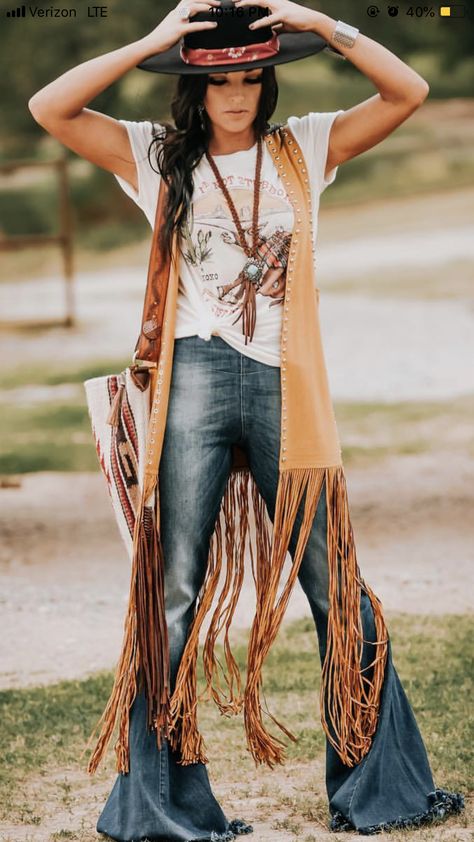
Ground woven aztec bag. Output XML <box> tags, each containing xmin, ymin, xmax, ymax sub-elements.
<box><xmin>83</xmin><ymin>178</ymin><xmax>170</xmax><ymax>559</ymax></box>
<box><xmin>83</xmin><ymin>366</ymin><xmax>151</xmax><ymax>558</ymax></box>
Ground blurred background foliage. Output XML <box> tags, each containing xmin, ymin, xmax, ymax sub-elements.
<box><xmin>0</xmin><ymin>0</ymin><xmax>473</xmax><ymax>261</ymax></box>
<box><xmin>1</xmin><ymin>0</ymin><xmax>474</xmax><ymax>146</ymax></box>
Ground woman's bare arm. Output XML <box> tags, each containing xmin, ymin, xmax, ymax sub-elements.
<box><xmin>235</xmin><ymin>0</ymin><xmax>429</xmax><ymax>179</ymax></box>
<box><xmin>306</xmin><ymin>11</ymin><xmax>429</xmax><ymax>177</ymax></box>
<box><xmin>28</xmin><ymin>1</ymin><xmax>220</xmax><ymax>192</ymax></box>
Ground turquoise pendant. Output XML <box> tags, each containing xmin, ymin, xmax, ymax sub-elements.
<box><xmin>243</xmin><ymin>260</ymin><xmax>263</xmax><ymax>284</ymax></box>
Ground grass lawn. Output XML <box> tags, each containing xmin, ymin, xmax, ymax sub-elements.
<box><xmin>0</xmin><ymin>613</ymin><xmax>471</xmax><ymax>837</ymax></box>
<box><xmin>0</xmin><ymin>359</ymin><xmax>128</xmax><ymax>474</ymax></box>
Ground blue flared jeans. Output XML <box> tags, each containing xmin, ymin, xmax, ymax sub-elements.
<box><xmin>97</xmin><ymin>335</ymin><xmax>464</xmax><ymax>841</ymax></box>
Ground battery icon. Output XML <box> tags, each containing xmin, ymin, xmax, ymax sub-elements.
<box><xmin>439</xmin><ymin>5</ymin><xmax>465</xmax><ymax>16</ymax></box>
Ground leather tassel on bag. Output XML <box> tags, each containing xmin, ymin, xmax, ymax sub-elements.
<box><xmin>105</xmin><ymin>377</ymin><xmax>125</xmax><ymax>427</ymax></box>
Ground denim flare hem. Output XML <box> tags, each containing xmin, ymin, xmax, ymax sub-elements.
<box><xmin>98</xmin><ymin>817</ymin><xmax>252</xmax><ymax>842</ymax></box>
<box><xmin>199</xmin><ymin>819</ymin><xmax>254</xmax><ymax>842</ymax></box>
<box><xmin>330</xmin><ymin>787</ymin><xmax>465</xmax><ymax>835</ymax></box>
<box><xmin>99</xmin><ymin>819</ymin><xmax>254</xmax><ymax>842</ymax></box>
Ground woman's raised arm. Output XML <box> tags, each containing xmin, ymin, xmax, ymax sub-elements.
<box><xmin>27</xmin><ymin>1</ymin><xmax>220</xmax><ymax>190</ymax></box>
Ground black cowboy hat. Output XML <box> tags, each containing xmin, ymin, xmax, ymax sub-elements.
<box><xmin>137</xmin><ymin>0</ymin><xmax>342</xmax><ymax>75</ymax></box>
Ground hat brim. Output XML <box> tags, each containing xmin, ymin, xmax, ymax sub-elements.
<box><xmin>137</xmin><ymin>31</ymin><xmax>329</xmax><ymax>75</ymax></box>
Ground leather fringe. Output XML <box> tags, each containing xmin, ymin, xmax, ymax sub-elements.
<box><xmin>320</xmin><ymin>466</ymin><xmax>389</xmax><ymax>767</ymax></box>
<box><xmin>81</xmin><ymin>492</ymin><xmax>170</xmax><ymax>775</ymax></box>
<box><xmin>106</xmin><ymin>379</ymin><xmax>125</xmax><ymax>427</ymax></box>
<box><xmin>241</xmin><ymin>465</ymin><xmax>388</xmax><ymax>770</ymax></box>
<box><xmin>231</xmin><ymin>276</ymin><xmax>257</xmax><ymax>346</ymax></box>
<box><xmin>244</xmin><ymin>466</ymin><xmax>326</xmax><ymax>768</ymax></box>
<box><xmin>168</xmin><ymin>469</ymin><xmax>253</xmax><ymax>762</ymax></box>
<box><xmin>201</xmin><ymin>469</ymin><xmax>250</xmax><ymax>715</ymax></box>
<box><xmin>83</xmin><ymin>463</ymin><xmax>389</xmax><ymax>775</ymax></box>
<box><xmin>166</xmin><ymin>507</ymin><xmax>219</xmax><ymax>763</ymax></box>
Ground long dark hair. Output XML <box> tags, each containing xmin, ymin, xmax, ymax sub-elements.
<box><xmin>147</xmin><ymin>65</ymin><xmax>279</xmax><ymax>265</ymax></box>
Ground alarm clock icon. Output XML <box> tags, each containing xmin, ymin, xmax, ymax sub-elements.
<box><xmin>388</xmin><ymin>5</ymin><xmax>399</xmax><ymax>14</ymax></box>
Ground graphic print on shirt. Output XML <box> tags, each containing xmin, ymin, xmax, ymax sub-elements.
<box><xmin>179</xmin><ymin>176</ymin><xmax>293</xmax><ymax>331</ymax></box>
<box><xmin>181</xmin><ymin>225</ymin><xmax>212</xmax><ymax>267</ymax></box>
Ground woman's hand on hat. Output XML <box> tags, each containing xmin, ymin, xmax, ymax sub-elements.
<box><xmin>232</xmin><ymin>0</ymin><xmax>319</xmax><ymax>34</ymax></box>
<box><xmin>141</xmin><ymin>1</ymin><xmax>221</xmax><ymax>55</ymax></box>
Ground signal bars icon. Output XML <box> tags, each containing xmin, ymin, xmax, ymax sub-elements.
<box><xmin>6</xmin><ymin>4</ymin><xmax>26</xmax><ymax>15</ymax></box>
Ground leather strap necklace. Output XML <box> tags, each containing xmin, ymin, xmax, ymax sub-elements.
<box><xmin>206</xmin><ymin>135</ymin><xmax>264</xmax><ymax>344</ymax></box>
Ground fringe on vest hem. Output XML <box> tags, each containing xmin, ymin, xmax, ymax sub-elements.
<box><xmin>82</xmin><ymin>464</ymin><xmax>389</xmax><ymax>775</ymax></box>
<box><xmin>329</xmin><ymin>788</ymin><xmax>465</xmax><ymax>835</ymax></box>
<box><xmin>81</xmin><ymin>492</ymin><xmax>171</xmax><ymax>775</ymax></box>
<box><xmin>243</xmin><ymin>466</ymin><xmax>326</xmax><ymax>768</ymax></box>
<box><xmin>167</xmin><ymin>470</ymin><xmax>252</xmax><ymax>763</ymax></box>
<box><xmin>320</xmin><ymin>468</ymin><xmax>389</xmax><ymax>768</ymax></box>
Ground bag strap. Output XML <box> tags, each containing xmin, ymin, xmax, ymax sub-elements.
<box><xmin>133</xmin><ymin>175</ymin><xmax>172</xmax><ymax>368</ymax></box>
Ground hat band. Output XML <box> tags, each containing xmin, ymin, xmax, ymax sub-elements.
<box><xmin>180</xmin><ymin>33</ymin><xmax>280</xmax><ymax>66</ymax></box>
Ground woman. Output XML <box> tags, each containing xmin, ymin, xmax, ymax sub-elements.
<box><xmin>28</xmin><ymin>1</ymin><xmax>464</xmax><ymax>839</ymax></box>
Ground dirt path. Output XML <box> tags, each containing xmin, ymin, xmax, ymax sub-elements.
<box><xmin>0</xmin><ymin>757</ymin><xmax>470</xmax><ymax>842</ymax></box>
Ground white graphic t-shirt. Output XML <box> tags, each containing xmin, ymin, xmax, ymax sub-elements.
<box><xmin>114</xmin><ymin>110</ymin><xmax>343</xmax><ymax>366</ymax></box>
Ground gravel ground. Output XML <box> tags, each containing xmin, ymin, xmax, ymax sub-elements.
<box><xmin>0</xmin><ymin>449</ymin><xmax>472</xmax><ymax>691</ymax></box>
